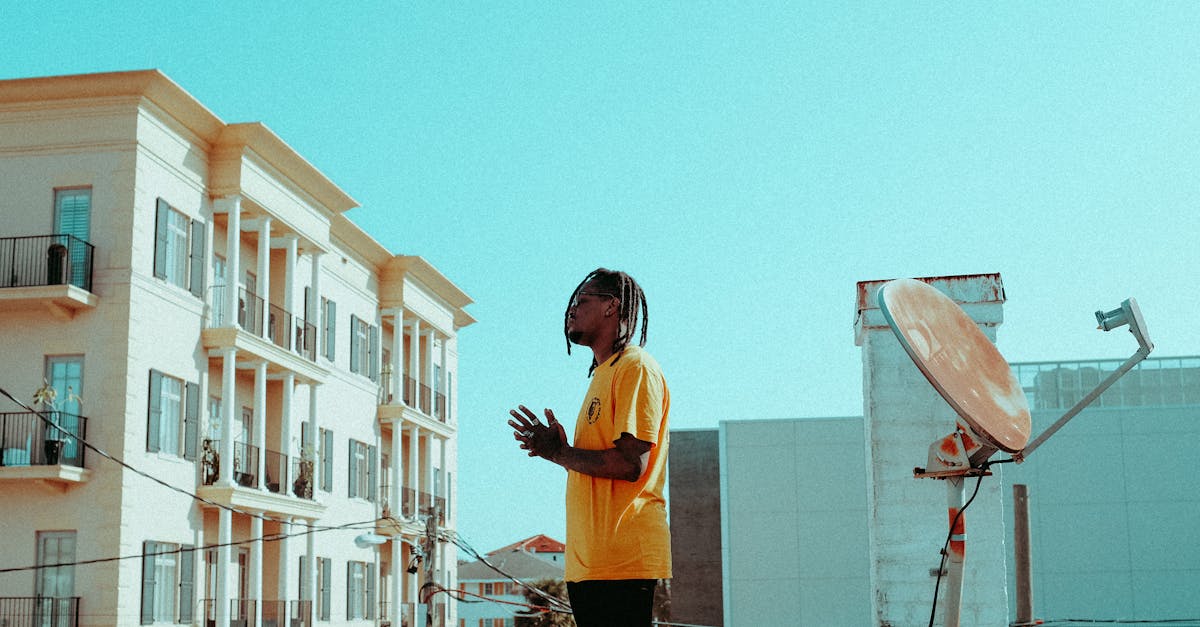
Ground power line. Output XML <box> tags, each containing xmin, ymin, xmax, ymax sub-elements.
<box><xmin>0</xmin><ymin>517</ymin><xmax>380</xmax><ymax>574</ymax></box>
<box><xmin>444</xmin><ymin>531</ymin><xmax>573</xmax><ymax>614</ymax></box>
<box><xmin>0</xmin><ymin>383</ymin><xmax>348</xmax><ymax>531</ymax></box>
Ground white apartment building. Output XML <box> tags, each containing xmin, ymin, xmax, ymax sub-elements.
<box><xmin>0</xmin><ymin>70</ymin><xmax>474</xmax><ymax>627</ymax></box>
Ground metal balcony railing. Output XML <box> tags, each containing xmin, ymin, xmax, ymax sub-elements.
<box><xmin>0</xmin><ymin>411</ymin><xmax>87</xmax><ymax>467</ymax></box>
<box><xmin>0</xmin><ymin>234</ymin><xmax>95</xmax><ymax>292</ymax></box>
<box><xmin>264</xmin><ymin>448</ymin><xmax>287</xmax><ymax>495</ymax></box>
<box><xmin>290</xmin><ymin>457</ymin><xmax>315</xmax><ymax>500</ymax></box>
<box><xmin>238</xmin><ymin>288</ymin><xmax>265</xmax><ymax>337</ymax></box>
<box><xmin>200</xmin><ymin>439</ymin><xmax>261</xmax><ymax>487</ymax></box>
<box><xmin>434</xmin><ymin>391</ymin><xmax>447</xmax><ymax>421</ymax></box>
<box><xmin>290</xmin><ymin>600</ymin><xmax>312</xmax><ymax>627</ymax></box>
<box><xmin>233</xmin><ymin>441</ymin><xmax>260</xmax><ymax>488</ymax></box>
<box><xmin>209</xmin><ymin>286</ymin><xmax>316</xmax><ymax>361</ymax></box>
<box><xmin>0</xmin><ymin>596</ymin><xmax>80</xmax><ymax>627</ymax></box>
<box><xmin>232</xmin><ymin>598</ymin><xmax>256</xmax><ymax>627</ymax></box>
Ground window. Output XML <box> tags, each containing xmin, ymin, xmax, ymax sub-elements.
<box><xmin>321</xmin><ymin>297</ymin><xmax>336</xmax><ymax>361</ymax></box>
<box><xmin>349</xmin><ymin>315</ymin><xmax>379</xmax><ymax>380</ymax></box>
<box><xmin>37</xmin><ymin>530</ymin><xmax>76</xmax><ymax>604</ymax></box>
<box><xmin>45</xmin><ymin>355</ymin><xmax>84</xmax><ymax>462</ymax></box>
<box><xmin>147</xmin><ymin>370</ymin><xmax>199</xmax><ymax>459</ymax></box>
<box><xmin>54</xmin><ymin>188</ymin><xmax>92</xmax><ymax>287</ymax></box>
<box><xmin>153</xmin><ymin>199</ymin><xmax>205</xmax><ymax>296</ymax></box>
<box><xmin>348</xmin><ymin>439</ymin><xmax>377</xmax><ymax>501</ymax></box>
<box><xmin>319</xmin><ymin>428</ymin><xmax>333</xmax><ymax>493</ymax></box>
<box><xmin>140</xmin><ymin>541</ymin><xmax>194</xmax><ymax>624</ymax></box>
<box><xmin>346</xmin><ymin>561</ymin><xmax>375</xmax><ymax>620</ymax></box>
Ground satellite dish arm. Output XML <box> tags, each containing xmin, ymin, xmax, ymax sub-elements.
<box><xmin>1015</xmin><ymin>298</ymin><xmax>1153</xmax><ymax>462</ymax></box>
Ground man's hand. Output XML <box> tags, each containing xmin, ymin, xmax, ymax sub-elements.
<box><xmin>509</xmin><ymin>405</ymin><xmax>567</xmax><ymax>462</ymax></box>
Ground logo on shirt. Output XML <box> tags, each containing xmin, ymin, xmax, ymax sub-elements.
<box><xmin>586</xmin><ymin>397</ymin><xmax>602</xmax><ymax>424</ymax></box>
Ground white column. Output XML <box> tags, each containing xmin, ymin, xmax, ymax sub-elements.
<box><xmin>439</xmin><ymin>338</ymin><xmax>449</xmax><ymax>422</ymax></box>
<box><xmin>305</xmin><ymin>520</ymin><xmax>316</xmax><ymax>617</ymax></box>
<box><xmin>254</xmin><ymin>361</ymin><xmax>267</xmax><ymax>489</ymax></box>
<box><xmin>203</xmin><ymin>213</ymin><xmax>215</xmax><ymax>326</ymax></box>
<box><xmin>392</xmin><ymin>310</ymin><xmax>405</xmax><ymax>404</ymax></box>
<box><xmin>425</xmin><ymin>330</ymin><xmax>436</xmax><ymax>416</ymax></box>
<box><xmin>309</xmin><ymin>384</ymin><xmax>320</xmax><ymax>498</ymax></box>
<box><xmin>281</xmin><ymin>372</ymin><xmax>295</xmax><ymax>489</ymax></box>
<box><xmin>439</xmin><ymin>438</ymin><xmax>449</xmax><ymax>522</ymax></box>
<box><xmin>390</xmin><ymin>547</ymin><xmax>403</xmax><ymax>627</ymax></box>
<box><xmin>391</xmin><ymin>423</ymin><xmax>403</xmax><ymax>519</ymax></box>
<box><xmin>408</xmin><ymin>319</ymin><xmax>421</xmax><ymax>409</ymax></box>
<box><xmin>219</xmin><ymin>348</ymin><xmax>237</xmax><ymax>486</ymax></box>
<box><xmin>217</xmin><ymin>509</ymin><xmax>233</xmax><ymax>626</ymax></box>
<box><xmin>250</xmin><ymin>515</ymin><xmax>263</xmax><ymax>627</ymax></box>
<box><xmin>257</xmin><ymin>217</ymin><xmax>272</xmax><ymax>340</ymax></box>
<box><xmin>425</xmin><ymin>435</ymin><xmax>436</xmax><ymax>520</ymax></box>
<box><xmin>283</xmin><ymin>235</ymin><xmax>298</xmax><ymax>350</ymax></box>
<box><xmin>407</xmin><ymin>426</ymin><xmax>419</xmax><ymax>518</ymax></box>
<box><xmin>279</xmin><ymin>517</ymin><xmax>292</xmax><ymax>616</ymax></box>
<box><xmin>310</xmin><ymin>252</ymin><xmax>323</xmax><ymax>358</ymax></box>
<box><xmin>220</xmin><ymin>196</ymin><xmax>241</xmax><ymax>328</ymax></box>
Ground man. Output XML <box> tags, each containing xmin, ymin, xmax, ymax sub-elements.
<box><xmin>508</xmin><ymin>268</ymin><xmax>671</xmax><ymax>627</ymax></box>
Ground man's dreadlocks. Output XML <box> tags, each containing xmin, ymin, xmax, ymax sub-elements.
<box><xmin>565</xmin><ymin>268</ymin><xmax>649</xmax><ymax>375</ymax></box>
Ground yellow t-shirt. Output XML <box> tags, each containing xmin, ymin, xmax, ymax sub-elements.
<box><xmin>565</xmin><ymin>345</ymin><xmax>672</xmax><ymax>582</ymax></box>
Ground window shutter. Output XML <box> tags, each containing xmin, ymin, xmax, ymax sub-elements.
<box><xmin>366</xmin><ymin>563</ymin><xmax>376</xmax><ymax>619</ymax></box>
<box><xmin>367</xmin><ymin>445</ymin><xmax>377</xmax><ymax>502</ymax></box>
<box><xmin>369</xmin><ymin>324</ymin><xmax>380</xmax><ymax>382</ymax></box>
<box><xmin>348</xmin><ymin>440</ymin><xmax>358</xmax><ymax>498</ymax></box>
<box><xmin>320</xmin><ymin>557</ymin><xmax>332</xmax><ymax>620</ymax></box>
<box><xmin>183</xmin><ymin>382</ymin><xmax>200</xmax><ymax>460</ymax></box>
<box><xmin>346</xmin><ymin>563</ymin><xmax>353</xmax><ymax>620</ymax></box>
<box><xmin>325</xmin><ymin>299</ymin><xmax>337</xmax><ymax>361</ymax></box>
<box><xmin>141</xmin><ymin>541</ymin><xmax>157</xmax><ymax>625</ymax></box>
<box><xmin>154</xmin><ymin>199</ymin><xmax>169</xmax><ymax>279</ymax></box>
<box><xmin>299</xmin><ymin>555</ymin><xmax>308</xmax><ymax>599</ymax></box>
<box><xmin>147</xmin><ymin>371</ymin><xmax>162</xmax><ymax>453</ymax></box>
<box><xmin>321</xmin><ymin>429</ymin><xmax>333</xmax><ymax>492</ymax></box>
<box><xmin>179</xmin><ymin>545</ymin><xmax>195</xmax><ymax>623</ymax></box>
<box><xmin>349</xmin><ymin>314</ymin><xmax>360</xmax><ymax>373</ymax></box>
<box><xmin>189</xmin><ymin>219</ymin><xmax>205</xmax><ymax>297</ymax></box>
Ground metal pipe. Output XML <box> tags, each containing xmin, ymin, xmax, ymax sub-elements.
<box><xmin>943</xmin><ymin>477</ymin><xmax>966</xmax><ymax>627</ymax></box>
<box><xmin>1018</xmin><ymin>347</ymin><xmax>1149</xmax><ymax>461</ymax></box>
<box><xmin>1013</xmin><ymin>484</ymin><xmax>1034</xmax><ymax>625</ymax></box>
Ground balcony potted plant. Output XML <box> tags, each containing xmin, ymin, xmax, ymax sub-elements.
<box><xmin>293</xmin><ymin>442</ymin><xmax>315</xmax><ymax>499</ymax></box>
<box><xmin>33</xmin><ymin>380</ymin><xmax>78</xmax><ymax>465</ymax></box>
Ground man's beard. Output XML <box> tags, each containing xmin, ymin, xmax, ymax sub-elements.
<box><xmin>567</xmin><ymin>330</ymin><xmax>584</xmax><ymax>344</ymax></box>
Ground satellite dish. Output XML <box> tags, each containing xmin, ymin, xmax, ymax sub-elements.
<box><xmin>878</xmin><ymin>278</ymin><xmax>1030</xmax><ymax>454</ymax></box>
<box><xmin>875</xmin><ymin>276</ymin><xmax>1154</xmax><ymax>627</ymax></box>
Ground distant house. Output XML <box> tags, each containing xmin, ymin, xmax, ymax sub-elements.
<box><xmin>457</xmin><ymin>536</ymin><xmax>566</xmax><ymax>627</ymax></box>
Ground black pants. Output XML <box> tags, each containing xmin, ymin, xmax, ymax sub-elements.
<box><xmin>566</xmin><ymin>579</ymin><xmax>656</xmax><ymax>627</ymax></box>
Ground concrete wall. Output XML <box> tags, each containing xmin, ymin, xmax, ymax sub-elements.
<box><xmin>668</xmin><ymin>429</ymin><xmax>724</xmax><ymax>626</ymax></box>
<box><xmin>856</xmin><ymin>275</ymin><xmax>1011</xmax><ymax>626</ymax></box>
<box><xmin>721</xmin><ymin>418</ymin><xmax>871</xmax><ymax>626</ymax></box>
<box><xmin>1003</xmin><ymin>401</ymin><xmax>1200</xmax><ymax>620</ymax></box>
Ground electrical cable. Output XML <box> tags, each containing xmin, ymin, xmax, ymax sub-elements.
<box><xmin>0</xmin><ymin>516</ymin><xmax>380</xmax><ymax>574</ymax></box>
<box><xmin>443</xmin><ymin>531</ymin><xmax>573</xmax><ymax>613</ymax></box>
<box><xmin>0</xmin><ymin>383</ymin><xmax>350</xmax><ymax>531</ymax></box>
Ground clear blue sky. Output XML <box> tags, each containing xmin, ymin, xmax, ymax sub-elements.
<box><xmin>5</xmin><ymin>2</ymin><xmax>1198</xmax><ymax>553</ymax></box>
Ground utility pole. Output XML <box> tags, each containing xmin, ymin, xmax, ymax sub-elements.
<box><xmin>424</xmin><ymin>504</ymin><xmax>439</xmax><ymax>627</ymax></box>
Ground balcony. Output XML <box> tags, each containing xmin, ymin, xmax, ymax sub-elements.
<box><xmin>0</xmin><ymin>234</ymin><xmax>97</xmax><ymax>318</ymax></box>
<box><xmin>202</xmin><ymin>598</ymin><xmax>311</xmax><ymax>627</ymax></box>
<box><xmin>204</xmin><ymin>286</ymin><xmax>325</xmax><ymax>383</ymax></box>
<box><xmin>0</xmin><ymin>411</ymin><xmax>90</xmax><ymax>487</ymax></box>
<box><xmin>198</xmin><ymin>440</ymin><xmax>324</xmax><ymax>519</ymax></box>
<box><xmin>377</xmin><ymin>374</ymin><xmax>451</xmax><ymax>437</ymax></box>
<box><xmin>0</xmin><ymin>596</ymin><xmax>80</xmax><ymax>627</ymax></box>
